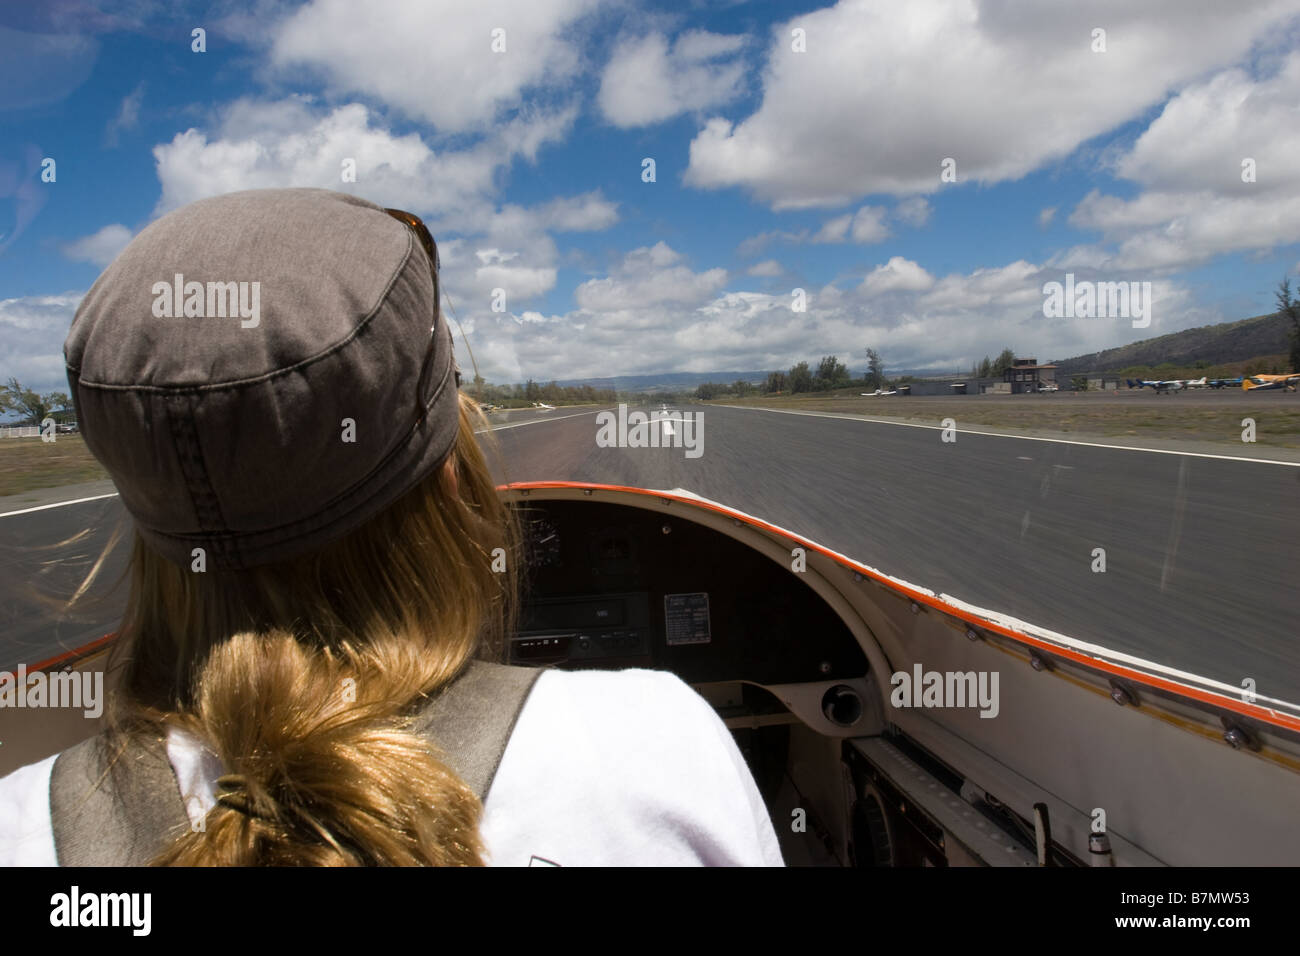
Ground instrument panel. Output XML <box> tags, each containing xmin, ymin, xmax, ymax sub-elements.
<box><xmin>510</xmin><ymin>500</ymin><xmax>867</xmax><ymax>685</ymax></box>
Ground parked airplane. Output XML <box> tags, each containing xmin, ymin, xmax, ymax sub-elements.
<box><xmin>860</xmin><ymin>389</ymin><xmax>898</xmax><ymax>396</ymax></box>
<box><xmin>1128</xmin><ymin>378</ymin><xmax>1184</xmax><ymax>393</ymax></box>
<box><xmin>1243</xmin><ymin>373</ymin><xmax>1300</xmax><ymax>392</ymax></box>
<box><xmin>1184</xmin><ymin>377</ymin><xmax>1207</xmax><ymax>388</ymax></box>
<box><xmin>1209</xmin><ymin>377</ymin><xmax>1243</xmax><ymax>388</ymax></box>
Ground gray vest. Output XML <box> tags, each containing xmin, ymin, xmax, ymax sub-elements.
<box><xmin>48</xmin><ymin>660</ymin><xmax>543</xmax><ymax>865</ymax></box>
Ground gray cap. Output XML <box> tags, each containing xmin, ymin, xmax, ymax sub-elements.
<box><xmin>64</xmin><ymin>188</ymin><xmax>460</xmax><ymax>570</ymax></box>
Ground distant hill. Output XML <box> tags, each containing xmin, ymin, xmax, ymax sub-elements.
<box><xmin>556</xmin><ymin>370</ymin><xmax>772</xmax><ymax>393</ymax></box>
<box><xmin>1052</xmin><ymin>312</ymin><xmax>1293</xmax><ymax>376</ymax></box>
<box><xmin>556</xmin><ymin>366</ymin><xmax>952</xmax><ymax>393</ymax></box>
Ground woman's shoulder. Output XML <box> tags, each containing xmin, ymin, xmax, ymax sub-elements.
<box><xmin>0</xmin><ymin>752</ymin><xmax>60</xmax><ymax>865</ymax></box>
<box><xmin>481</xmin><ymin>667</ymin><xmax>784</xmax><ymax>866</ymax></box>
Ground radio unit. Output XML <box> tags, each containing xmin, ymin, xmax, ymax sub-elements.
<box><xmin>510</xmin><ymin>591</ymin><xmax>652</xmax><ymax>666</ymax></box>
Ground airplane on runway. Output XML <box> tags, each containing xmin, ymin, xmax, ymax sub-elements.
<box><xmin>1184</xmin><ymin>377</ymin><xmax>1207</xmax><ymax>388</ymax></box>
<box><xmin>860</xmin><ymin>388</ymin><xmax>898</xmax><ymax>396</ymax></box>
<box><xmin>1243</xmin><ymin>373</ymin><xmax>1300</xmax><ymax>392</ymax></box>
<box><xmin>531</xmin><ymin>401</ymin><xmax>556</xmax><ymax>410</ymax></box>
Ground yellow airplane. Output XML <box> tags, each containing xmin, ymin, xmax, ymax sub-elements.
<box><xmin>1243</xmin><ymin>373</ymin><xmax>1300</xmax><ymax>391</ymax></box>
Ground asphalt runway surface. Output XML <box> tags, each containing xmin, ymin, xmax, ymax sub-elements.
<box><xmin>3</xmin><ymin>401</ymin><xmax>1298</xmax><ymax>706</ymax></box>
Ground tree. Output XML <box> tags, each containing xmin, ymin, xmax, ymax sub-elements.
<box><xmin>977</xmin><ymin>356</ymin><xmax>992</xmax><ymax>378</ymax></box>
<box><xmin>864</xmin><ymin>348</ymin><xmax>884</xmax><ymax>390</ymax></box>
<box><xmin>764</xmin><ymin>370</ymin><xmax>787</xmax><ymax>393</ymax></box>
<box><xmin>0</xmin><ymin>379</ymin><xmax>70</xmax><ymax>425</ymax></box>
<box><xmin>1277</xmin><ymin>278</ymin><xmax>1300</xmax><ymax>373</ymax></box>
<box><xmin>731</xmin><ymin>379</ymin><xmax>753</xmax><ymax>397</ymax></box>
<box><xmin>696</xmin><ymin>382</ymin><xmax>723</xmax><ymax>400</ymax></box>
<box><xmin>993</xmin><ymin>348</ymin><xmax>1017</xmax><ymax>376</ymax></box>
<box><xmin>815</xmin><ymin>355</ymin><xmax>849</xmax><ymax>389</ymax></box>
<box><xmin>788</xmin><ymin>361</ymin><xmax>814</xmax><ymax>393</ymax></box>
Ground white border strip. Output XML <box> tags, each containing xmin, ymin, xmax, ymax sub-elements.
<box><xmin>719</xmin><ymin>404</ymin><xmax>1300</xmax><ymax>466</ymax></box>
<box><xmin>2</xmin><ymin>409</ymin><xmax>606</xmax><ymax>519</ymax></box>
<box><xmin>477</xmin><ymin>408</ymin><xmax>601</xmax><ymax>432</ymax></box>
<box><xmin>0</xmin><ymin>492</ymin><xmax>120</xmax><ymax>519</ymax></box>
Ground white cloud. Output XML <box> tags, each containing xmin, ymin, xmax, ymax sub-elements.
<box><xmin>575</xmin><ymin>241</ymin><xmax>727</xmax><ymax>311</ymax></box>
<box><xmin>60</xmin><ymin>224</ymin><xmax>133</xmax><ymax>267</ymax></box>
<box><xmin>860</xmin><ymin>257</ymin><xmax>934</xmax><ymax>296</ymax></box>
<box><xmin>449</xmin><ymin>246</ymin><xmax>1230</xmax><ymax>384</ymax></box>
<box><xmin>812</xmin><ymin>214</ymin><xmax>850</xmax><ymax>243</ymax></box>
<box><xmin>475</xmin><ymin>265</ymin><xmax>557</xmax><ymax>301</ymax></box>
<box><xmin>744</xmin><ymin>205</ymin><xmax>890</xmax><ymax>252</ymax></box>
<box><xmin>0</xmin><ymin>293</ymin><xmax>82</xmax><ymax>396</ymax></box>
<box><xmin>894</xmin><ymin>197</ymin><xmax>931</xmax><ymax>227</ymax></box>
<box><xmin>268</xmin><ymin>0</ymin><xmax>600</xmax><ymax>133</ymax></box>
<box><xmin>747</xmin><ymin>259</ymin><xmax>783</xmax><ymax>277</ymax></box>
<box><xmin>598</xmin><ymin>30</ymin><xmax>747</xmax><ymax>128</ymax></box>
<box><xmin>104</xmin><ymin>82</ymin><xmax>143</xmax><ymax>147</ymax></box>
<box><xmin>1039</xmin><ymin>207</ymin><xmax>1056</xmax><ymax>227</ymax></box>
<box><xmin>1114</xmin><ymin>53</ymin><xmax>1300</xmax><ymax>197</ymax></box>
<box><xmin>849</xmin><ymin>206</ymin><xmax>889</xmax><ymax>242</ymax></box>
<box><xmin>151</xmin><ymin>97</ymin><xmax>615</xmax><ymax>311</ymax></box>
<box><xmin>1058</xmin><ymin>51</ymin><xmax>1300</xmax><ymax>271</ymax></box>
<box><xmin>684</xmin><ymin>0</ymin><xmax>1300</xmax><ymax>208</ymax></box>
<box><xmin>152</xmin><ymin>98</ymin><xmax>501</xmax><ymax>221</ymax></box>
<box><xmin>531</xmin><ymin>192</ymin><xmax>620</xmax><ymax>232</ymax></box>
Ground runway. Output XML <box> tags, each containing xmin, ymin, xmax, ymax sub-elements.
<box><xmin>3</xmin><ymin>400</ymin><xmax>1298</xmax><ymax>705</ymax></box>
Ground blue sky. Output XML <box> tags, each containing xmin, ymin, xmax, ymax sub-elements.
<box><xmin>3</xmin><ymin>0</ymin><xmax>1300</xmax><ymax>395</ymax></box>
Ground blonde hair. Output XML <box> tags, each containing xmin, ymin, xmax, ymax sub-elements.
<box><xmin>102</xmin><ymin>393</ymin><xmax>519</xmax><ymax>865</ymax></box>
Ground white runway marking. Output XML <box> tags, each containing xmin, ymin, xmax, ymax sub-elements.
<box><xmin>5</xmin><ymin>408</ymin><xmax>611</xmax><ymax>519</ymax></box>
<box><xmin>0</xmin><ymin>492</ymin><xmax>120</xmax><ymax>519</ymax></box>
<box><xmin>720</xmin><ymin>404</ymin><xmax>1300</xmax><ymax>466</ymax></box>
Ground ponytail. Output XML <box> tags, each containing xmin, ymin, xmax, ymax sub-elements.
<box><xmin>154</xmin><ymin>632</ymin><xmax>483</xmax><ymax>866</ymax></box>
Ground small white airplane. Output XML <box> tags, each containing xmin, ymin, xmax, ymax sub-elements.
<box><xmin>1184</xmin><ymin>377</ymin><xmax>1207</xmax><ymax>388</ymax></box>
<box><xmin>861</xmin><ymin>389</ymin><xmax>898</xmax><ymax>397</ymax></box>
<box><xmin>1134</xmin><ymin>379</ymin><xmax>1185</xmax><ymax>394</ymax></box>
<box><xmin>532</xmin><ymin>402</ymin><xmax>555</xmax><ymax>411</ymax></box>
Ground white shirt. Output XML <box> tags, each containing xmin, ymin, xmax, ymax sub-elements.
<box><xmin>0</xmin><ymin>667</ymin><xmax>784</xmax><ymax>866</ymax></box>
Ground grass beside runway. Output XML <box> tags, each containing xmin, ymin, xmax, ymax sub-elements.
<box><xmin>715</xmin><ymin>390</ymin><xmax>1300</xmax><ymax>449</ymax></box>
<box><xmin>0</xmin><ymin>436</ymin><xmax>108</xmax><ymax>497</ymax></box>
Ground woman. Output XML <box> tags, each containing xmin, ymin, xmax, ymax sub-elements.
<box><xmin>0</xmin><ymin>188</ymin><xmax>783</xmax><ymax>866</ymax></box>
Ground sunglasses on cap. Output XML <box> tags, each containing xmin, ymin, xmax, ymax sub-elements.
<box><xmin>383</xmin><ymin>207</ymin><xmax>461</xmax><ymax>421</ymax></box>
